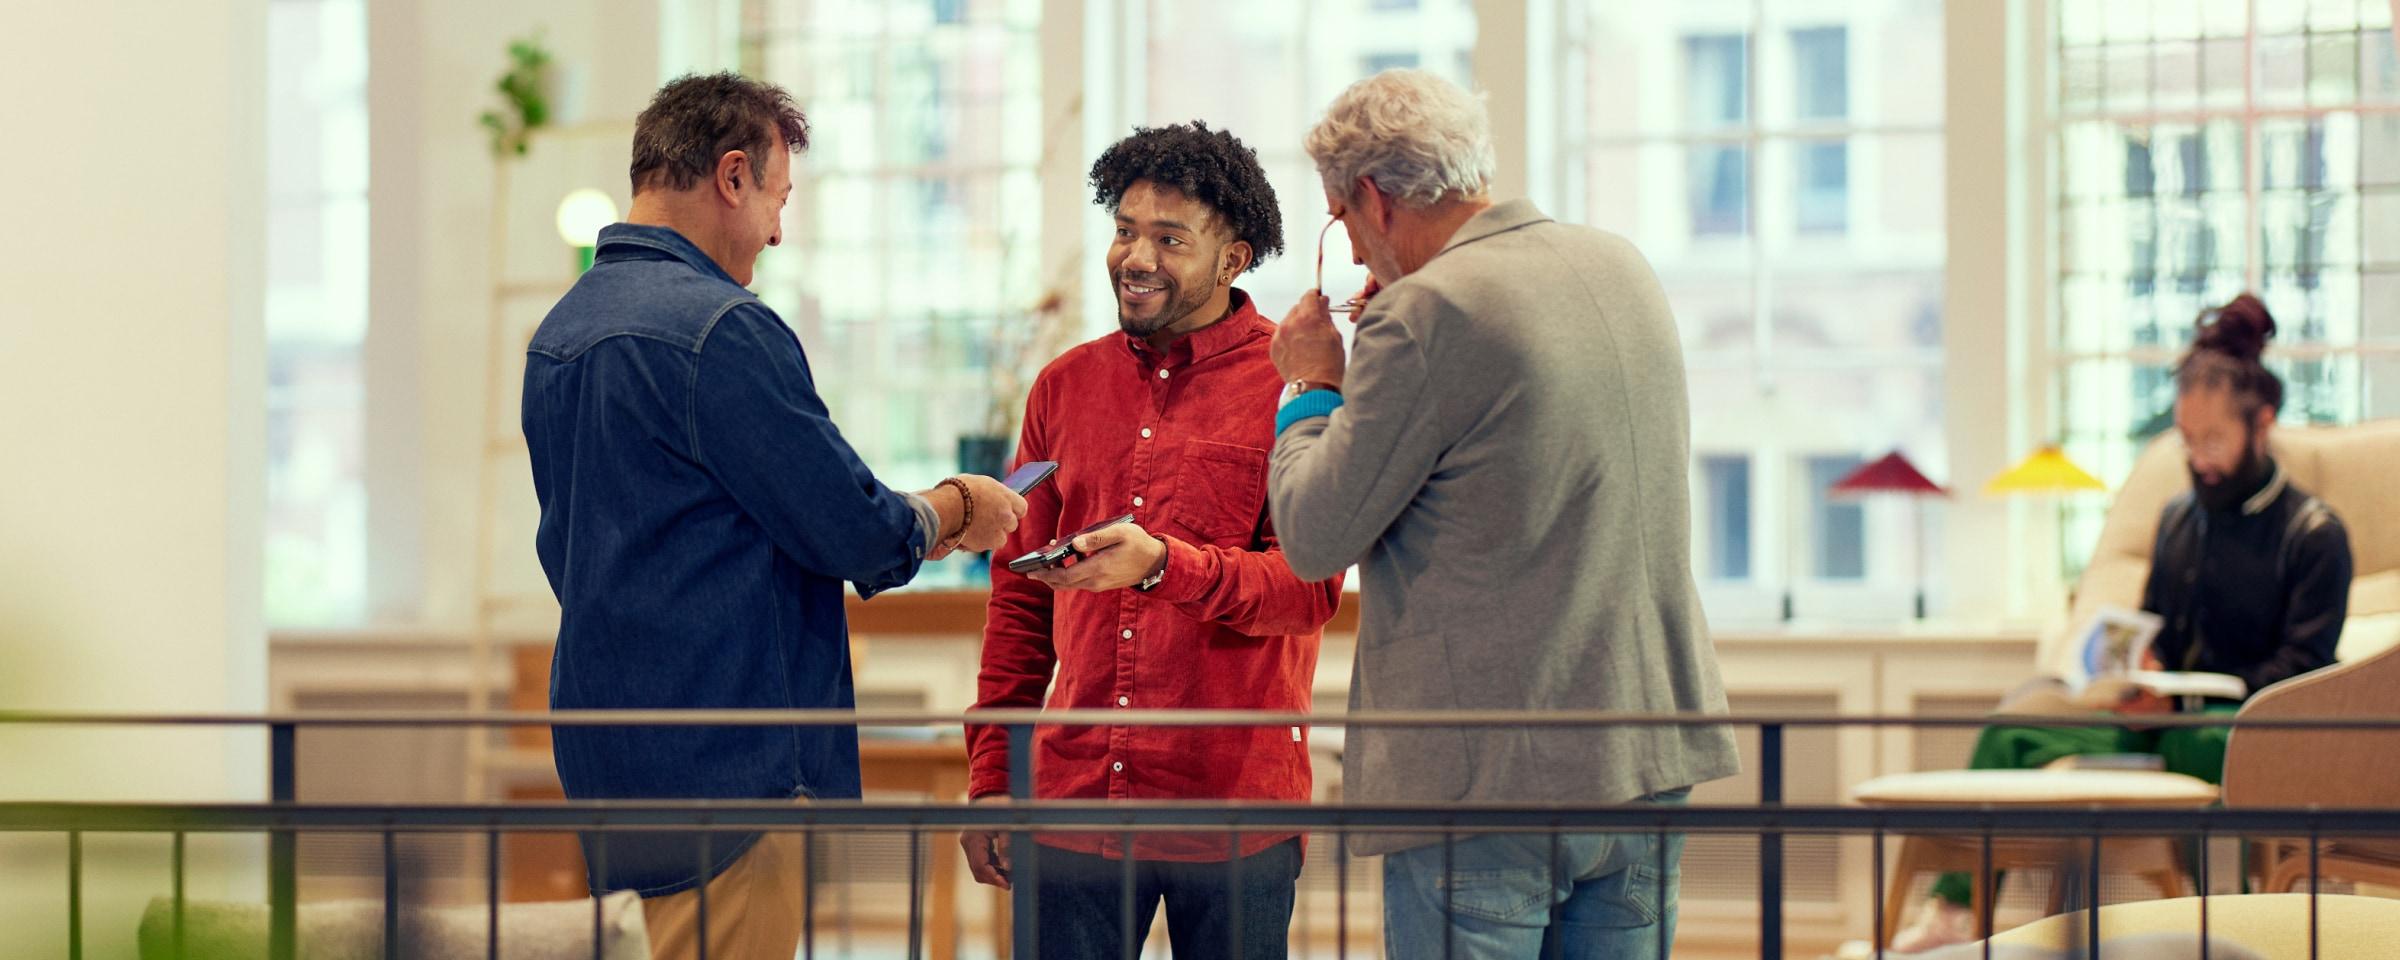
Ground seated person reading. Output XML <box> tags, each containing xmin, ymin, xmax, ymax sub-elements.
<box><xmin>1891</xmin><ymin>293</ymin><xmax>2354</xmax><ymax>952</ymax></box>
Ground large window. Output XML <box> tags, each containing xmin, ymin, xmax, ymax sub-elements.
<box><xmin>739</xmin><ymin>0</ymin><xmax>1045</xmax><ymax>496</ymax></box>
<box><xmin>2053</xmin><ymin>0</ymin><xmax>2400</xmax><ymax>564</ymax></box>
<box><xmin>1563</xmin><ymin>0</ymin><xmax>1947</xmax><ymax>621</ymax></box>
<box><xmin>264</xmin><ymin>0</ymin><xmax>370</xmax><ymax>626</ymax></box>
<box><xmin>1133</xmin><ymin>0</ymin><xmax>1477</xmax><ymax>322</ymax></box>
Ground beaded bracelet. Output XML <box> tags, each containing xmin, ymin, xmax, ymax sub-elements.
<box><xmin>937</xmin><ymin>476</ymin><xmax>974</xmax><ymax>551</ymax></box>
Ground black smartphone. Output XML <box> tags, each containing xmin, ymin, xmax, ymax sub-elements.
<box><xmin>1006</xmin><ymin>513</ymin><xmax>1137</xmax><ymax>574</ymax></box>
<box><xmin>1000</xmin><ymin>460</ymin><xmax>1058</xmax><ymax>496</ymax></box>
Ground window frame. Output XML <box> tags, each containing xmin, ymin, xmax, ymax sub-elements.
<box><xmin>2044</xmin><ymin>0</ymin><xmax>2400</xmax><ymax>576</ymax></box>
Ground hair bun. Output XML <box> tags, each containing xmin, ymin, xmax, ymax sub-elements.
<box><xmin>2195</xmin><ymin>293</ymin><xmax>2276</xmax><ymax>361</ymax></box>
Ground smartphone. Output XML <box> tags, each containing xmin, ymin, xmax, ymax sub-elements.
<box><xmin>1000</xmin><ymin>460</ymin><xmax>1058</xmax><ymax>496</ymax></box>
<box><xmin>1006</xmin><ymin>513</ymin><xmax>1137</xmax><ymax>574</ymax></box>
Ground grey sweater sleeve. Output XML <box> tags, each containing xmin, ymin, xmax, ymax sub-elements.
<box><xmin>1266</xmin><ymin>290</ymin><xmax>1450</xmax><ymax>581</ymax></box>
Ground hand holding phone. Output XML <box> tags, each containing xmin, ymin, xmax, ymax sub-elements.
<box><xmin>1006</xmin><ymin>513</ymin><xmax>1136</xmax><ymax>574</ymax></box>
<box><xmin>1000</xmin><ymin>460</ymin><xmax>1058</xmax><ymax>496</ymax></box>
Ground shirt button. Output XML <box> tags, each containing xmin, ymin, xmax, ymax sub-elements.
<box><xmin>1112</xmin><ymin>761</ymin><xmax>1124</xmax><ymax>772</ymax></box>
<box><xmin>1140</xmin><ymin>427</ymin><xmax>1153</xmax><ymax>439</ymax></box>
<box><xmin>1133</xmin><ymin>495</ymin><xmax>1145</xmax><ymax>507</ymax></box>
<box><xmin>1121</xmin><ymin>628</ymin><xmax>1134</xmax><ymax>639</ymax></box>
<box><xmin>1157</xmin><ymin>369</ymin><xmax>1170</xmax><ymax>380</ymax></box>
<box><xmin>1117</xmin><ymin>696</ymin><xmax>1130</xmax><ymax>707</ymax></box>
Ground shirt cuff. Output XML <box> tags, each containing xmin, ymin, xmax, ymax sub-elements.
<box><xmin>902</xmin><ymin>491</ymin><xmax>940</xmax><ymax>560</ymax></box>
<box><xmin>1275</xmin><ymin>389</ymin><xmax>1345</xmax><ymax>436</ymax></box>
<box><xmin>1137</xmin><ymin>534</ymin><xmax>1213</xmax><ymax>605</ymax></box>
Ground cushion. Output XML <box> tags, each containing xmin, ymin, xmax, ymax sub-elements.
<box><xmin>1853</xmin><ymin>769</ymin><xmax>2218</xmax><ymax>807</ymax></box>
<box><xmin>2337</xmin><ymin>608</ymin><xmax>2400</xmax><ymax>664</ymax></box>
<box><xmin>1902</xmin><ymin>932</ymin><xmax>2265</xmax><ymax>959</ymax></box>
<box><xmin>136</xmin><ymin>889</ymin><xmax>650</xmax><ymax>960</ymax></box>
<box><xmin>1987</xmin><ymin>893</ymin><xmax>2400</xmax><ymax>959</ymax></box>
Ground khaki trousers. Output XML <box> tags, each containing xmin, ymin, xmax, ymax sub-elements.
<box><xmin>641</xmin><ymin>830</ymin><xmax>811</xmax><ymax>960</ymax></box>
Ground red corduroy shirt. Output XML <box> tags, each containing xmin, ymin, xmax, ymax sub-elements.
<box><xmin>966</xmin><ymin>290</ymin><xmax>1344</xmax><ymax>862</ymax></box>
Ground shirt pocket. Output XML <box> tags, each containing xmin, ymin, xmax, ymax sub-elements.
<box><xmin>1169</xmin><ymin>439</ymin><xmax>1269</xmax><ymax>547</ymax></box>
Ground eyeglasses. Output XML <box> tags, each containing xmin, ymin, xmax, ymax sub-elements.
<box><xmin>1316</xmin><ymin>216</ymin><xmax>1374</xmax><ymax>316</ymax></box>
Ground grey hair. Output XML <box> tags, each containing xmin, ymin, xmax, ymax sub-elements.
<box><xmin>1304</xmin><ymin>69</ymin><xmax>1496</xmax><ymax>209</ymax></box>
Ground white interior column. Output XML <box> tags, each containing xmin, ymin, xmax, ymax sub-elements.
<box><xmin>0</xmin><ymin>1</ymin><xmax>270</xmax><ymax>954</ymax></box>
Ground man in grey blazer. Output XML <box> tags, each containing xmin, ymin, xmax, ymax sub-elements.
<box><xmin>1266</xmin><ymin>70</ymin><xmax>1740</xmax><ymax>960</ymax></box>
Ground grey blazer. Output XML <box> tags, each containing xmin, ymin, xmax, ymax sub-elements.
<box><xmin>1270</xmin><ymin>200</ymin><xmax>1740</xmax><ymax>855</ymax></box>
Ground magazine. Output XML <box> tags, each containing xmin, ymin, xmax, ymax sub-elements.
<box><xmin>1993</xmin><ymin>606</ymin><xmax>2247</xmax><ymax>716</ymax></box>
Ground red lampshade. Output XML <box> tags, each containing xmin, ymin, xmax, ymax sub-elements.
<box><xmin>1830</xmin><ymin>450</ymin><xmax>1947</xmax><ymax>497</ymax></box>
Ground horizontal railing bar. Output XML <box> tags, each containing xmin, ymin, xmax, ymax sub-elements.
<box><xmin>4</xmin><ymin>708</ymin><xmax>2396</xmax><ymax>730</ymax></box>
<box><xmin>6</xmin><ymin>801</ymin><xmax>2399</xmax><ymax>836</ymax></box>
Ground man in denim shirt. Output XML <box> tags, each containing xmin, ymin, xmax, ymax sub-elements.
<box><xmin>523</xmin><ymin>73</ymin><xmax>1026</xmax><ymax>960</ymax></box>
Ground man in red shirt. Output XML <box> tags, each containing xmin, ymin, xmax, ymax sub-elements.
<box><xmin>961</xmin><ymin>122</ymin><xmax>1345</xmax><ymax>960</ymax></box>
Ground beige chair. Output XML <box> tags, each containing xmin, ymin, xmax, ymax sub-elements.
<box><xmin>136</xmin><ymin>889</ymin><xmax>650</xmax><ymax>960</ymax></box>
<box><xmin>1864</xmin><ymin>422</ymin><xmax>2400</xmax><ymax>942</ymax></box>
<box><xmin>2060</xmin><ymin>420</ymin><xmax>2400</xmax><ymax>896</ymax></box>
<box><xmin>1978</xmin><ymin>893</ymin><xmax>2400</xmax><ymax>959</ymax></box>
<box><xmin>2220</xmin><ymin>640</ymin><xmax>2400</xmax><ymax>894</ymax></box>
<box><xmin>2041</xmin><ymin>420</ymin><xmax>2400</xmax><ymax>679</ymax></box>
<box><xmin>1854</xmin><ymin>769</ymin><xmax>2219</xmax><ymax>945</ymax></box>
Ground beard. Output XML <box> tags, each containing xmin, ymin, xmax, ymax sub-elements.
<box><xmin>1115</xmin><ymin>268</ymin><xmax>1216</xmax><ymax>340</ymax></box>
<box><xmin>2190</xmin><ymin>438</ymin><xmax>2273</xmax><ymax>513</ymax></box>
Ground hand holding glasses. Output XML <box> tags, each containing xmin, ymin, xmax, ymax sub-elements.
<box><xmin>1316</xmin><ymin>217</ymin><xmax>1380</xmax><ymax>316</ymax></box>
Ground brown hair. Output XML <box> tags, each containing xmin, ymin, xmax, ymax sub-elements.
<box><xmin>629</xmin><ymin>73</ymin><xmax>810</xmax><ymax>194</ymax></box>
<box><xmin>2173</xmin><ymin>292</ymin><xmax>2283</xmax><ymax>419</ymax></box>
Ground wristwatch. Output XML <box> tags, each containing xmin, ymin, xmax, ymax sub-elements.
<box><xmin>1281</xmin><ymin>379</ymin><xmax>1341</xmax><ymax>405</ymax></box>
<box><xmin>1134</xmin><ymin>552</ymin><xmax>1168</xmax><ymax>592</ymax></box>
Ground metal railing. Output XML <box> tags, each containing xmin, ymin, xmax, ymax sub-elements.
<box><xmin>6</xmin><ymin>708</ymin><xmax>2400</xmax><ymax>960</ymax></box>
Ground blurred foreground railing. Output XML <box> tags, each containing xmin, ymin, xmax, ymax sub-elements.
<box><xmin>8</xmin><ymin>709</ymin><xmax>2400</xmax><ymax>960</ymax></box>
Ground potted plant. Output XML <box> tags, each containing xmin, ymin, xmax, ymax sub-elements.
<box><xmin>479</xmin><ymin>33</ymin><xmax>553</xmax><ymax>158</ymax></box>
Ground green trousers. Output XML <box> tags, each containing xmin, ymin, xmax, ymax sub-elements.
<box><xmin>1927</xmin><ymin>706</ymin><xmax>2236</xmax><ymax>906</ymax></box>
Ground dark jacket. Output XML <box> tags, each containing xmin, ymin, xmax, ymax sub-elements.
<box><xmin>523</xmin><ymin>223</ymin><xmax>934</xmax><ymax>896</ymax></box>
<box><xmin>2142</xmin><ymin>460</ymin><xmax>2353</xmax><ymax>699</ymax></box>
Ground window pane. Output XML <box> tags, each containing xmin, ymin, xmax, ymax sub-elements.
<box><xmin>1794</xmin><ymin>139</ymin><xmax>1848</xmax><ymax>234</ymax></box>
<box><xmin>264</xmin><ymin>0</ymin><xmax>369</xmax><ymax>627</ymax></box>
<box><xmin>2062</xmin><ymin>358</ymin><xmax>2178</xmax><ymax>495</ymax></box>
<box><xmin>1807</xmin><ymin>455</ymin><xmax>1867</xmax><ymax>580</ymax></box>
<box><xmin>1685</xmin><ymin>33</ymin><xmax>1750</xmax><ymax>127</ymax></box>
<box><xmin>1701</xmin><ymin>455</ymin><xmax>1753</xmax><ymax>581</ymax></box>
<box><xmin>2370</xmin><ymin>354</ymin><xmax>2400</xmax><ymax>418</ymax></box>
<box><xmin>1577</xmin><ymin>5</ymin><xmax>1698</xmax><ymax>138</ymax></box>
<box><xmin>2044</xmin><ymin>1</ymin><xmax>2400</xmax><ymax>508</ymax></box>
<box><xmin>1770</xmin><ymin>269</ymin><xmax>1943</xmax><ymax>355</ymax></box>
<box><xmin>1142</xmin><ymin>0</ymin><xmax>1476</xmax><ymax>333</ymax></box>
<box><xmin>1688</xmin><ymin>144</ymin><xmax>1752</xmax><ymax>236</ymax></box>
<box><xmin>1572</xmin><ymin>0</ymin><xmax>1945</xmax><ymax>610</ymax></box>
<box><xmin>745</xmin><ymin>0</ymin><xmax>1042</xmax><ymax>514</ymax></box>
<box><xmin>1790</xmin><ymin>26</ymin><xmax>1848</xmax><ymax>121</ymax></box>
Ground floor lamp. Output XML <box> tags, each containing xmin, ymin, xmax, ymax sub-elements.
<box><xmin>1984</xmin><ymin>444</ymin><xmax>2109</xmax><ymax>594</ymax></box>
<box><xmin>1829</xmin><ymin>451</ymin><xmax>1948</xmax><ymax>620</ymax></box>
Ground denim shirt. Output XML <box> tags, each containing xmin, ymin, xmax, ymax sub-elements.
<box><xmin>523</xmin><ymin>223</ymin><xmax>933</xmax><ymax>896</ymax></box>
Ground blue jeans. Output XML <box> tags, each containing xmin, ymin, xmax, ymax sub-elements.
<box><xmin>1031</xmin><ymin>838</ymin><xmax>1302</xmax><ymax>960</ymax></box>
<box><xmin>1382</xmin><ymin>789</ymin><xmax>1691</xmax><ymax>960</ymax></box>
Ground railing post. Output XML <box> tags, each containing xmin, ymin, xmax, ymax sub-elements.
<box><xmin>67</xmin><ymin>830</ymin><xmax>82</xmax><ymax>960</ymax></box>
<box><xmin>270</xmin><ymin>721</ymin><xmax>297</xmax><ymax>960</ymax></box>
<box><xmin>1759</xmin><ymin>721</ymin><xmax>1784</xmax><ymax>960</ymax></box>
<box><xmin>1009</xmin><ymin>722</ymin><xmax>1037</xmax><ymax>960</ymax></box>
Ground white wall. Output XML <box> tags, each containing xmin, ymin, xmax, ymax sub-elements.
<box><xmin>0</xmin><ymin>0</ymin><xmax>269</xmax><ymax>954</ymax></box>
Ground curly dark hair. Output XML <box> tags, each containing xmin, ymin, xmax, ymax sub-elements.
<box><xmin>1088</xmin><ymin>122</ymin><xmax>1284</xmax><ymax>273</ymax></box>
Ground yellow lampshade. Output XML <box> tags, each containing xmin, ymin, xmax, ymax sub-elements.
<box><xmin>1984</xmin><ymin>445</ymin><xmax>2107</xmax><ymax>496</ymax></box>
